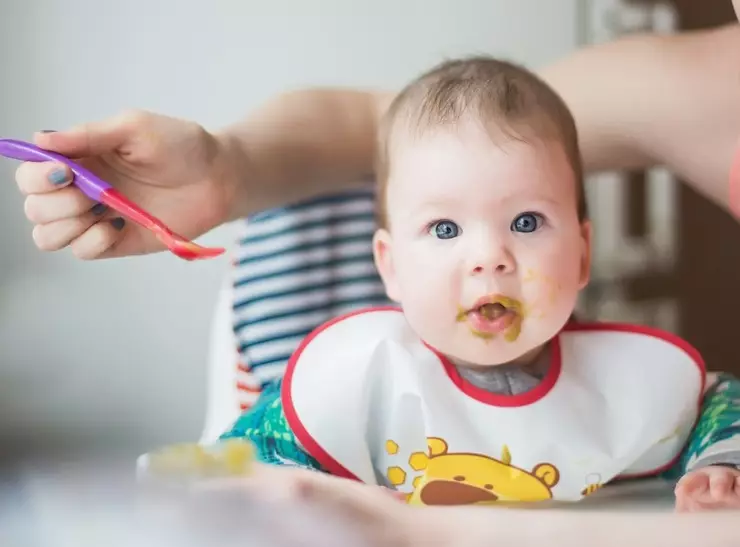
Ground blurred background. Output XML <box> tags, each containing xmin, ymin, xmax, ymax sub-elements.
<box><xmin>0</xmin><ymin>0</ymin><xmax>737</xmax><ymax>468</ymax></box>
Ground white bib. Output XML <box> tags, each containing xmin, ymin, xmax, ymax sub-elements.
<box><xmin>282</xmin><ymin>307</ymin><xmax>705</xmax><ymax>505</ymax></box>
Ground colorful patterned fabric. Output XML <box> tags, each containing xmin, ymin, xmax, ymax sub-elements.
<box><xmin>222</xmin><ymin>373</ymin><xmax>740</xmax><ymax>479</ymax></box>
<box><xmin>220</xmin><ymin>380</ymin><xmax>322</xmax><ymax>470</ymax></box>
<box><xmin>663</xmin><ymin>372</ymin><xmax>740</xmax><ymax>478</ymax></box>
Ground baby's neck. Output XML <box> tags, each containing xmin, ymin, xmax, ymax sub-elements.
<box><xmin>455</xmin><ymin>344</ymin><xmax>551</xmax><ymax>396</ymax></box>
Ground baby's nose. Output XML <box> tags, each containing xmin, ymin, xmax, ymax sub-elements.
<box><xmin>470</xmin><ymin>247</ymin><xmax>516</xmax><ymax>275</ymax></box>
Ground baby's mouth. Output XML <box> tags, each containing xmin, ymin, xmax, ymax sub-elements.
<box><xmin>457</xmin><ymin>295</ymin><xmax>524</xmax><ymax>340</ymax></box>
<box><xmin>477</xmin><ymin>302</ymin><xmax>508</xmax><ymax>320</ymax></box>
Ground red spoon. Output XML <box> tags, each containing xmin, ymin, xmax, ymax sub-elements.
<box><xmin>0</xmin><ymin>138</ymin><xmax>225</xmax><ymax>261</ymax></box>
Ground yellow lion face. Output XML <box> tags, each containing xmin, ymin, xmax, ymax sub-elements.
<box><xmin>409</xmin><ymin>438</ymin><xmax>560</xmax><ymax>506</ymax></box>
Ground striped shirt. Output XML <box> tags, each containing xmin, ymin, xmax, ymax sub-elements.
<box><xmin>222</xmin><ymin>187</ymin><xmax>740</xmax><ymax>482</ymax></box>
<box><xmin>231</xmin><ymin>185</ymin><xmax>391</xmax><ymax>409</ymax></box>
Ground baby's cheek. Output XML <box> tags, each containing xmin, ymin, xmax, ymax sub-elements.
<box><xmin>399</xmin><ymin>272</ymin><xmax>458</xmax><ymax>331</ymax></box>
<box><xmin>521</xmin><ymin>269</ymin><xmax>577</xmax><ymax>319</ymax></box>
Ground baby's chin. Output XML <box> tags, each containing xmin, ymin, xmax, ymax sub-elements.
<box><xmin>439</xmin><ymin>337</ymin><xmax>549</xmax><ymax>369</ymax></box>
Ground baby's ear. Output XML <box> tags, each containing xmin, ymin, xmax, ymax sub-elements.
<box><xmin>372</xmin><ymin>229</ymin><xmax>401</xmax><ymax>302</ymax></box>
<box><xmin>577</xmin><ymin>220</ymin><xmax>592</xmax><ymax>289</ymax></box>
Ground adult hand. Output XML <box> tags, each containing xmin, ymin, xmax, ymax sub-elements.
<box><xmin>13</xmin><ymin>110</ymin><xmax>238</xmax><ymax>259</ymax></box>
<box><xmin>189</xmin><ymin>464</ymin><xmax>740</xmax><ymax>547</ymax></box>
<box><xmin>195</xmin><ymin>464</ymin><xmax>429</xmax><ymax>547</ymax></box>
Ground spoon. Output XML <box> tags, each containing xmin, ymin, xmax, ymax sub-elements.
<box><xmin>0</xmin><ymin>138</ymin><xmax>225</xmax><ymax>261</ymax></box>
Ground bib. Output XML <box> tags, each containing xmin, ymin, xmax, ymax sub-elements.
<box><xmin>282</xmin><ymin>307</ymin><xmax>705</xmax><ymax>505</ymax></box>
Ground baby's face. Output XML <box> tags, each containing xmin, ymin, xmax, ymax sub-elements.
<box><xmin>373</xmin><ymin>120</ymin><xmax>590</xmax><ymax>367</ymax></box>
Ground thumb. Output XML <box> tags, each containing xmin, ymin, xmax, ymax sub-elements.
<box><xmin>33</xmin><ymin>112</ymin><xmax>140</xmax><ymax>158</ymax></box>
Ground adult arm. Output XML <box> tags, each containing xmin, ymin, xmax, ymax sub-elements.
<box><xmin>17</xmin><ymin>24</ymin><xmax>740</xmax><ymax>260</ymax></box>
<box><xmin>436</xmin><ymin>505</ymin><xmax>739</xmax><ymax>547</ymax></box>
<box><xmin>230</xmin><ymin>464</ymin><xmax>740</xmax><ymax>547</ymax></box>
<box><xmin>215</xmin><ymin>88</ymin><xmax>394</xmax><ymax>219</ymax></box>
<box><xmin>539</xmin><ymin>23</ymin><xmax>740</xmax><ymax>213</ymax></box>
<box><xmin>219</xmin><ymin>24</ymin><xmax>740</xmax><ymax>220</ymax></box>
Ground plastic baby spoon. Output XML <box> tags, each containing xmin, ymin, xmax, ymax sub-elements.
<box><xmin>0</xmin><ymin>138</ymin><xmax>224</xmax><ymax>261</ymax></box>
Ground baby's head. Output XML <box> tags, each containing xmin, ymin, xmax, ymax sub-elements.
<box><xmin>372</xmin><ymin>56</ymin><xmax>590</xmax><ymax>368</ymax></box>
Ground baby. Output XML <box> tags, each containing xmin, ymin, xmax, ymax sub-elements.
<box><xmin>149</xmin><ymin>56</ymin><xmax>740</xmax><ymax>511</ymax></box>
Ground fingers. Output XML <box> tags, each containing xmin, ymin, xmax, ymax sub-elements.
<box><xmin>33</xmin><ymin>213</ymin><xmax>125</xmax><ymax>260</ymax></box>
<box><xmin>15</xmin><ymin>109</ymin><xmax>151</xmax><ymax>197</ymax></box>
<box><xmin>675</xmin><ymin>467</ymin><xmax>740</xmax><ymax>512</ymax></box>
<box><xmin>19</xmin><ymin>173</ymin><xmax>126</xmax><ymax>260</ymax></box>
<box><xmin>16</xmin><ymin>160</ymin><xmax>74</xmax><ymax>194</ymax></box>
<box><xmin>33</xmin><ymin>109</ymin><xmax>147</xmax><ymax>158</ymax></box>
<box><xmin>17</xmin><ymin>108</ymin><xmax>155</xmax><ymax>193</ymax></box>
<box><xmin>708</xmin><ymin>468</ymin><xmax>735</xmax><ymax>497</ymax></box>
<box><xmin>674</xmin><ymin>472</ymin><xmax>708</xmax><ymax>513</ymax></box>
<box><xmin>675</xmin><ymin>471</ymin><xmax>708</xmax><ymax>497</ymax></box>
<box><xmin>24</xmin><ymin>186</ymin><xmax>97</xmax><ymax>223</ymax></box>
<box><xmin>21</xmin><ymin>182</ymin><xmax>125</xmax><ymax>260</ymax></box>
<box><xmin>31</xmin><ymin>205</ymin><xmax>108</xmax><ymax>251</ymax></box>
<box><xmin>69</xmin><ymin>217</ymin><xmax>126</xmax><ymax>260</ymax></box>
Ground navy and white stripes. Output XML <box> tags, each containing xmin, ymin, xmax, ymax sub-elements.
<box><xmin>231</xmin><ymin>184</ymin><xmax>390</xmax><ymax>408</ymax></box>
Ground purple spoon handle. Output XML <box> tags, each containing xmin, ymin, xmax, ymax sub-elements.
<box><xmin>0</xmin><ymin>138</ymin><xmax>112</xmax><ymax>202</ymax></box>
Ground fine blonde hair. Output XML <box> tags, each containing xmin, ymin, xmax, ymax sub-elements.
<box><xmin>374</xmin><ymin>56</ymin><xmax>587</xmax><ymax>229</ymax></box>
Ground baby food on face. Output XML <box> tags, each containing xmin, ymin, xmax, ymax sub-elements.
<box><xmin>374</xmin><ymin>57</ymin><xmax>589</xmax><ymax>368</ymax></box>
<box><xmin>382</xmin><ymin>127</ymin><xmax>587</xmax><ymax>367</ymax></box>
<box><xmin>480</xmin><ymin>303</ymin><xmax>505</xmax><ymax>319</ymax></box>
<box><xmin>456</xmin><ymin>295</ymin><xmax>525</xmax><ymax>342</ymax></box>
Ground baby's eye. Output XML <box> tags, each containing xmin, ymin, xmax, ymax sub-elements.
<box><xmin>430</xmin><ymin>220</ymin><xmax>460</xmax><ymax>239</ymax></box>
<box><xmin>511</xmin><ymin>212</ymin><xmax>543</xmax><ymax>233</ymax></box>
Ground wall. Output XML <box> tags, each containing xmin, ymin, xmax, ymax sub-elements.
<box><xmin>0</xmin><ymin>0</ymin><xmax>580</xmax><ymax>459</ymax></box>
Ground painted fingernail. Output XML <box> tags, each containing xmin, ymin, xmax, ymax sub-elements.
<box><xmin>90</xmin><ymin>203</ymin><xmax>107</xmax><ymax>215</ymax></box>
<box><xmin>111</xmin><ymin>217</ymin><xmax>125</xmax><ymax>230</ymax></box>
<box><xmin>48</xmin><ymin>169</ymin><xmax>68</xmax><ymax>185</ymax></box>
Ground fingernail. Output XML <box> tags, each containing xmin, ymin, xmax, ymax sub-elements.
<box><xmin>90</xmin><ymin>203</ymin><xmax>107</xmax><ymax>215</ymax></box>
<box><xmin>111</xmin><ymin>217</ymin><xmax>125</xmax><ymax>230</ymax></box>
<box><xmin>48</xmin><ymin>169</ymin><xmax>68</xmax><ymax>185</ymax></box>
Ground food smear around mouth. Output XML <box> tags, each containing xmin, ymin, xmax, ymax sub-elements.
<box><xmin>522</xmin><ymin>269</ymin><xmax>561</xmax><ymax>306</ymax></box>
<box><xmin>456</xmin><ymin>297</ymin><xmax>525</xmax><ymax>342</ymax></box>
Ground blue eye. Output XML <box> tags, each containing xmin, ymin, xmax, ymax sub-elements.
<box><xmin>511</xmin><ymin>212</ymin><xmax>543</xmax><ymax>233</ymax></box>
<box><xmin>430</xmin><ymin>220</ymin><xmax>460</xmax><ymax>239</ymax></box>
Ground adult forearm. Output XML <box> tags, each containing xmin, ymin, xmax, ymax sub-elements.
<box><xmin>540</xmin><ymin>24</ymin><xmax>740</xmax><ymax>213</ymax></box>
<box><xmin>215</xmin><ymin>24</ymin><xmax>740</xmax><ymax>220</ymax></box>
<box><xmin>432</xmin><ymin>507</ymin><xmax>739</xmax><ymax>547</ymax></box>
<box><xmin>215</xmin><ymin>88</ymin><xmax>392</xmax><ymax>219</ymax></box>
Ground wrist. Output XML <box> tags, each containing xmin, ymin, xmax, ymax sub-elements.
<box><xmin>210</xmin><ymin>128</ymin><xmax>254</xmax><ymax>222</ymax></box>
<box><xmin>687</xmin><ymin>456</ymin><xmax>740</xmax><ymax>473</ymax></box>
